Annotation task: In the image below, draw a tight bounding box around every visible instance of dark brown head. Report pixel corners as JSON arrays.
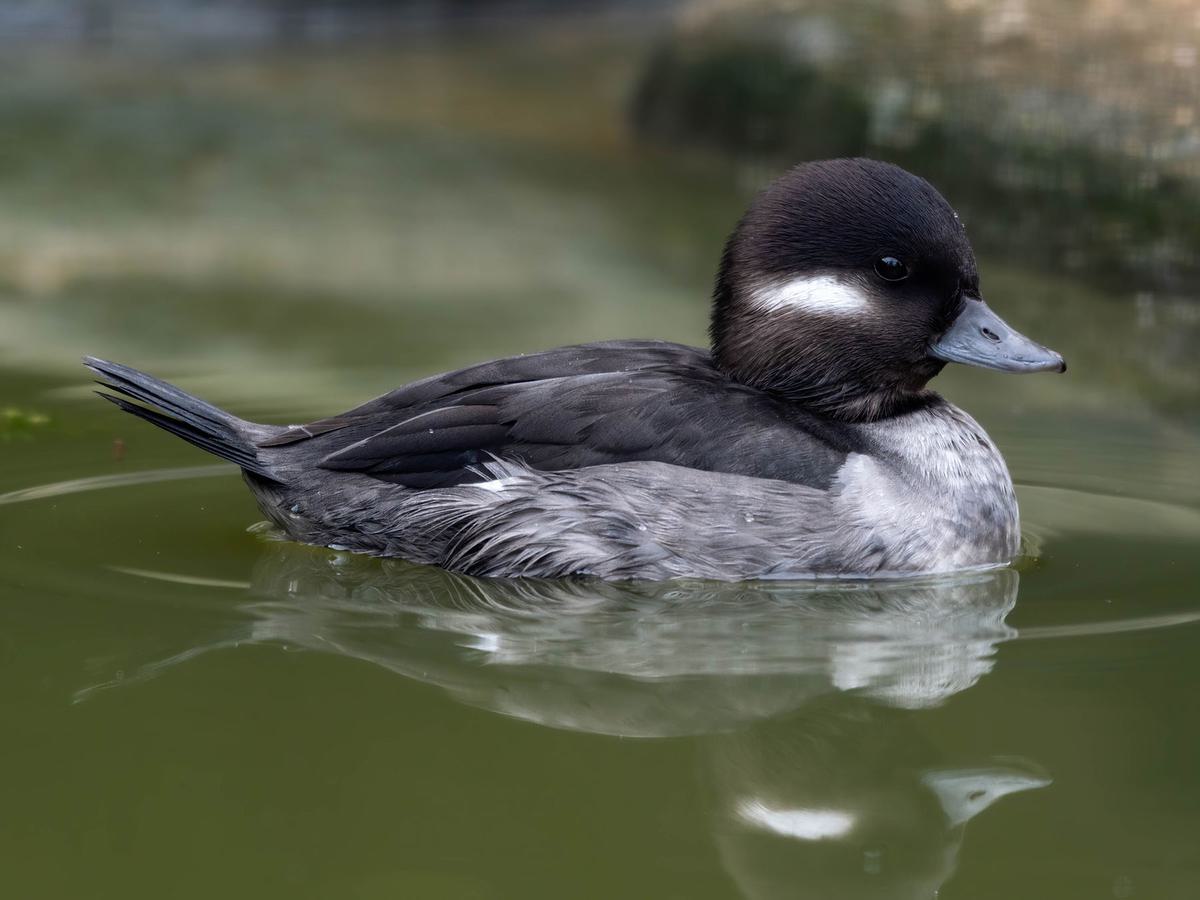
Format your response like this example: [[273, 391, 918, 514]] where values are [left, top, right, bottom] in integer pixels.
[[710, 159, 1063, 421]]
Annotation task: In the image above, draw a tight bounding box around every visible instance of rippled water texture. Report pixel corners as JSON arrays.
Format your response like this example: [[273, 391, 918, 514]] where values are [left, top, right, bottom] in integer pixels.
[[2, 7, 1200, 899]]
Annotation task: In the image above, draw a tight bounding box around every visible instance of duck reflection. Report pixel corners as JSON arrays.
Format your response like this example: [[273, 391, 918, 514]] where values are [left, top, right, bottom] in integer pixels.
[[709, 698, 1049, 900], [235, 544, 1020, 735], [92, 542, 1048, 899]]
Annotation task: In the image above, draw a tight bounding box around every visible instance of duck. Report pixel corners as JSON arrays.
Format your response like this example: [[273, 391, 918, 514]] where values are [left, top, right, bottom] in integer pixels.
[[86, 158, 1065, 581]]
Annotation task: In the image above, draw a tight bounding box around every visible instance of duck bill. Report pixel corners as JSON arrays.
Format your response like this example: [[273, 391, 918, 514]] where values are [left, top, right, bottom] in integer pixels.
[[929, 297, 1066, 374]]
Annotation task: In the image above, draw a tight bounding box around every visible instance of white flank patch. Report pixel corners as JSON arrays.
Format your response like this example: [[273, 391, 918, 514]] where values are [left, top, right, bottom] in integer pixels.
[[466, 631, 501, 653], [474, 478, 515, 493], [749, 274, 869, 315], [736, 799, 855, 840]]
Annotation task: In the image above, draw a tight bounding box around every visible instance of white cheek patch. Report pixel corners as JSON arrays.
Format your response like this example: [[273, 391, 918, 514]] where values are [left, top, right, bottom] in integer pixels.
[[748, 274, 870, 315], [736, 799, 856, 840]]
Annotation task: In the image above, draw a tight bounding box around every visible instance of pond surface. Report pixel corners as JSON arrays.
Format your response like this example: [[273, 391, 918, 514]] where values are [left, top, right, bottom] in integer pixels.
[[2, 16, 1200, 900]]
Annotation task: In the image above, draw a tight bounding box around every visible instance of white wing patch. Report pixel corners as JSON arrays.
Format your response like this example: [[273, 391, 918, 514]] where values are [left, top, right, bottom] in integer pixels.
[[749, 274, 869, 315]]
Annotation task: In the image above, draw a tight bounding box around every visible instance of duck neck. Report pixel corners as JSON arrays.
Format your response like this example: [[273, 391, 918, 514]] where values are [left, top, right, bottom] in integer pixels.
[[709, 338, 940, 423]]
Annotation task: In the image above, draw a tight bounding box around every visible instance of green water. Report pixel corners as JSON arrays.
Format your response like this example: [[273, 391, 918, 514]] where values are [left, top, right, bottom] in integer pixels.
[[2, 20, 1200, 900]]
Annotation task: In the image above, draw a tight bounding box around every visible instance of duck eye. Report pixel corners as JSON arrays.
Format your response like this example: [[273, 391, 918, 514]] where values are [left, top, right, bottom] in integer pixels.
[[874, 256, 909, 282]]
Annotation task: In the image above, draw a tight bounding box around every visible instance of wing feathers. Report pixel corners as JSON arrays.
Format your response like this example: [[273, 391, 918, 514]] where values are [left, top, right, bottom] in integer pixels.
[[255, 342, 856, 491]]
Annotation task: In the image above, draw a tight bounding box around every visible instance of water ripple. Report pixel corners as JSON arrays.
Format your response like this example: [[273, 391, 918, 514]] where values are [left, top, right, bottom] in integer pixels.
[[0, 464, 232, 506]]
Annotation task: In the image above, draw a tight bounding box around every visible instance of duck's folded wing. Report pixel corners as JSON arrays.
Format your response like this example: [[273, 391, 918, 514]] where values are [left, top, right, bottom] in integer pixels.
[[259, 340, 862, 490]]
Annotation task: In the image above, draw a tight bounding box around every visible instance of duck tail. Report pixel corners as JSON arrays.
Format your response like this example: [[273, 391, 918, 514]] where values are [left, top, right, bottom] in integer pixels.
[[84, 357, 282, 483]]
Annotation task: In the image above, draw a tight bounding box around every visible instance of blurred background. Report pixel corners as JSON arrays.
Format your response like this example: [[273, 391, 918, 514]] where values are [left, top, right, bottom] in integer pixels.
[[1, 0, 1199, 431]]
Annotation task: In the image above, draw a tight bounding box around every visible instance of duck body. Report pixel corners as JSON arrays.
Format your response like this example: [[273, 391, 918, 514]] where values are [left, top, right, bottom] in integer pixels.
[[87, 159, 1061, 581], [87, 339, 1017, 580]]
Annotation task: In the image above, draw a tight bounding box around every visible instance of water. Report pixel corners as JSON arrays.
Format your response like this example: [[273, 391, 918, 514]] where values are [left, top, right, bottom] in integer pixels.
[[3, 11, 1200, 899]]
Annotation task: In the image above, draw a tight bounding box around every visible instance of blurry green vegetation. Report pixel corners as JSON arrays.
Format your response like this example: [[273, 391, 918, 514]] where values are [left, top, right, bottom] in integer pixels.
[[632, 41, 870, 159], [0, 39, 722, 411], [631, 26, 1200, 296], [0, 20, 1195, 427], [0, 406, 50, 439]]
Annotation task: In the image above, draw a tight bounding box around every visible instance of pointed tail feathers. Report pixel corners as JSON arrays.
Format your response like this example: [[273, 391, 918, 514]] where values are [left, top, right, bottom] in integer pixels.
[[85, 357, 281, 482]]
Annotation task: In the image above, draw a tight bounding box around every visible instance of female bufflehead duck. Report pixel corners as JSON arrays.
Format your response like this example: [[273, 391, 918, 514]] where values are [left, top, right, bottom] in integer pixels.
[[88, 158, 1064, 581]]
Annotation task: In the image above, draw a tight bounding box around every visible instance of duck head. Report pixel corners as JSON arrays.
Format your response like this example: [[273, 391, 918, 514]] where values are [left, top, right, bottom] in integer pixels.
[[711, 158, 1065, 421]]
